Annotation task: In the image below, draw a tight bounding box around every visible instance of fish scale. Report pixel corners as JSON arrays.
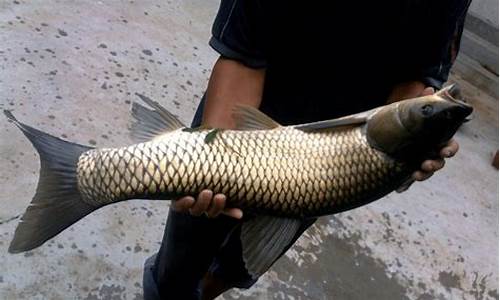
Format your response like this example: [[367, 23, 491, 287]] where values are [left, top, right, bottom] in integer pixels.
[[76, 126, 407, 218]]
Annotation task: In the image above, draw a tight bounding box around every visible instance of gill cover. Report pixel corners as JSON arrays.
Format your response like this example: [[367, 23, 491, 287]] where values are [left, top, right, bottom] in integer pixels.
[[366, 85, 473, 160]]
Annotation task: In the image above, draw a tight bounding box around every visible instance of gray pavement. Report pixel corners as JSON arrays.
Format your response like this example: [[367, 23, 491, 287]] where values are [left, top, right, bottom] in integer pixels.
[[0, 1, 498, 299]]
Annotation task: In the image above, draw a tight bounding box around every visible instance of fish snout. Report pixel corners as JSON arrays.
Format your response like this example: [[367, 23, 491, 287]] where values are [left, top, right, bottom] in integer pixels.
[[445, 102, 473, 123]]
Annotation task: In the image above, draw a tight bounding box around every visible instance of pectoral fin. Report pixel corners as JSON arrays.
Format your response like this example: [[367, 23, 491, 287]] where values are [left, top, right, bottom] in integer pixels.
[[396, 177, 415, 193], [240, 216, 302, 278]]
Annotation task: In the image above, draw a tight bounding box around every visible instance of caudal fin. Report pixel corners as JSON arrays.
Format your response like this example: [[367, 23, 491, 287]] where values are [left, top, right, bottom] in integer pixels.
[[4, 110, 97, 253]]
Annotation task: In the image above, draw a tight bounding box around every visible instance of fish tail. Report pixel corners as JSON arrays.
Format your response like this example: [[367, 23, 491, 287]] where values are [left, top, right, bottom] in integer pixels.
[[4, 110, 97, 253]]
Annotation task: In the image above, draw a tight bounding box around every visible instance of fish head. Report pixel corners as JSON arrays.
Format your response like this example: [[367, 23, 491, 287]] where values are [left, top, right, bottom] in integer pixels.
[[366, 85, 473, 160]]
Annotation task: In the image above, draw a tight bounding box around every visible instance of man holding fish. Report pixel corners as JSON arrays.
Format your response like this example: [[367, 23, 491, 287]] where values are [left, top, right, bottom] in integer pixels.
[[143, 1, 472, 299]]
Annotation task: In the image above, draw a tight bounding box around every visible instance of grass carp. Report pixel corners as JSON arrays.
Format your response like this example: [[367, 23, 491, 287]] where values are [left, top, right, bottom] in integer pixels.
[[4, 85, 472, 276]]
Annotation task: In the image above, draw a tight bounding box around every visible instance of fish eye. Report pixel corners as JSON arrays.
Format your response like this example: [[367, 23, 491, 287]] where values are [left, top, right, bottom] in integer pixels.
[[421, 104, 433, 116]]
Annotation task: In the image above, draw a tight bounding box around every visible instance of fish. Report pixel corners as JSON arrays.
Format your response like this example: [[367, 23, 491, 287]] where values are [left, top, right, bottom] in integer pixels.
[[4, 85, 472, 277]]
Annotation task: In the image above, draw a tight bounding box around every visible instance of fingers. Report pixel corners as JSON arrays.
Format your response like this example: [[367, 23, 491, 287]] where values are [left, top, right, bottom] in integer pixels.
[[421, 159, 445, 173], [440, 139, 459, 158], [413, 170, 433, 182], [413, 158, 445, 181], [413, 139, 459, 182], [173, 190, 243, 219], [172, 196, 195, 212], [206, 193, 226, 218], [189, 190, 213, 216]]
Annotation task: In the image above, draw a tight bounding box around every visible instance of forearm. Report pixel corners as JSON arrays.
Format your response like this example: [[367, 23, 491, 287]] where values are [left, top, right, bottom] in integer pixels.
[[386, 81, 427, 103], [202, 57, 266, 129], [173, 57, 265, 219]]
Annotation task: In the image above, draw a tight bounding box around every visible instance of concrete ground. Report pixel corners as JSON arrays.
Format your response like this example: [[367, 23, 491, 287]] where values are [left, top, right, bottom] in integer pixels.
[[0, 1, 498, 299]]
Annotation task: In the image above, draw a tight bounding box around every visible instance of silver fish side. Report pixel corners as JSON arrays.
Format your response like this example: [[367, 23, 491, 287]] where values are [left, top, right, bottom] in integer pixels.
[[76, 126, 410, 218]]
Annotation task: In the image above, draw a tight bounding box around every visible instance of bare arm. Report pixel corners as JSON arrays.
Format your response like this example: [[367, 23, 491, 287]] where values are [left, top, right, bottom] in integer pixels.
[[202, 57, 266, 128], [173, 57, 266, 218]]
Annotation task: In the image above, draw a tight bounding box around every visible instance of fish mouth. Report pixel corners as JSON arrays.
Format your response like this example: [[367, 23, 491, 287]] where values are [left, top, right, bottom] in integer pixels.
[[438, 84, 474, 122], [452, 96, 473, 123], [451, 104, 473, 122]]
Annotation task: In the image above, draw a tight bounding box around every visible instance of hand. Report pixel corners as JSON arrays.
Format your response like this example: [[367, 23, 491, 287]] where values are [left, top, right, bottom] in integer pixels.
[[413, 139, 459, 181], [173, 190, 243, 219], [410, 86, 459, 182]]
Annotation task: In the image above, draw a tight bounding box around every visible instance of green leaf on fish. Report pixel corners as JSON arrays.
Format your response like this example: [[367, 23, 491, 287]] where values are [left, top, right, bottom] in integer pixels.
[[182, 125, 211, 133], [204, 128, 222, 144]]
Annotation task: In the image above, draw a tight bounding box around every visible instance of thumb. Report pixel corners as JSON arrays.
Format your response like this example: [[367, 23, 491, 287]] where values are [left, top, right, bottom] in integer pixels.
[[420, 87, 435, 96], [222, 208, 243, 219]]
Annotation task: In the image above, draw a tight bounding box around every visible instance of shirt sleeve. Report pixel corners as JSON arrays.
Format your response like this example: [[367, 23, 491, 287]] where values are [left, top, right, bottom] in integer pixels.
[[210, 0, 267, 69], [418, 0, 472, 89]]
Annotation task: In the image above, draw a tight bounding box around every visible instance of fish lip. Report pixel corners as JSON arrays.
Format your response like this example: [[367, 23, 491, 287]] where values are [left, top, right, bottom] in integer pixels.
[[452, 100, 473, 120], [449, 106, 473, 125], [453, 99, 473, 115], [438, 84, 474, 113], [461, 104, 473, 117], [441, 103, 473, 123], [436, 85, 473, 122]]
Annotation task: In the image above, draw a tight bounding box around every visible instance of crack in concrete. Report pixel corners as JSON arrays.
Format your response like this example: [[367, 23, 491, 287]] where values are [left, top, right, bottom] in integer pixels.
[[0, 214, 21, 225]]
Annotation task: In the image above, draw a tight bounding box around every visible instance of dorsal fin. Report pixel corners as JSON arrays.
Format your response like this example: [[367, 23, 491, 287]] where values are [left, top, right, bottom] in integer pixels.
[[294, 108, 378, 132], [232, 106, 281, 130], [130, 93, 185, 142]]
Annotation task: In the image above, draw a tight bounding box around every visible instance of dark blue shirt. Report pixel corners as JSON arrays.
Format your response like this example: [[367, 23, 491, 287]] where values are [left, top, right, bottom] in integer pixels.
[[210, 0, 471, 124]]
